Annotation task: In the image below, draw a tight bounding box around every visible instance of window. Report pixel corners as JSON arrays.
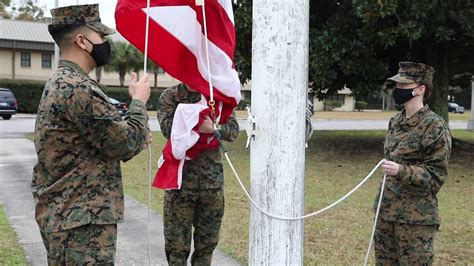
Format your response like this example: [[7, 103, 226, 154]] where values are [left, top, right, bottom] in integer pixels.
[[326, 94, 345, 105], [20, 52, 31, 67], [42, 53, 52, 69]]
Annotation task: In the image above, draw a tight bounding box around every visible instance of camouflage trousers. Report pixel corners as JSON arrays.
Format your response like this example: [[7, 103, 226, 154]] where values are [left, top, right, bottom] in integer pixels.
[[163, 188, 224, 266], [374, 218, 438, 265], [40, 224, 117, 266]]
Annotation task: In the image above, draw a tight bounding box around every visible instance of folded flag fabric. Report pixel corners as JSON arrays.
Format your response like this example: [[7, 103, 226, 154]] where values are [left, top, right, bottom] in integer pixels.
[[115, 0, 241, 189]]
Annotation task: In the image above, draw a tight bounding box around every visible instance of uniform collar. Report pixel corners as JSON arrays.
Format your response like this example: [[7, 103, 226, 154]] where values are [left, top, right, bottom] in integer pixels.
[[58, 60, 89, 77], [397, 105, 429, 127], [177, 83, 201, 102]]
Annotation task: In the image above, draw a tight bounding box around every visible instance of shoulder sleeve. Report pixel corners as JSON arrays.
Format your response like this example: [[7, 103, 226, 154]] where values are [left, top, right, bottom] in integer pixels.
[[219, 111, 239, 142], [156, 87, 177, 139], [66, 82, 149, 160]]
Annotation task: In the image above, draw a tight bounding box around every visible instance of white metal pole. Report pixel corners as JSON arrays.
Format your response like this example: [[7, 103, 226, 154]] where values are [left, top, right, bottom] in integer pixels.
[[54, 0, 59, 69], [467, 76, 474, 130], [249, 0, 309, 264]]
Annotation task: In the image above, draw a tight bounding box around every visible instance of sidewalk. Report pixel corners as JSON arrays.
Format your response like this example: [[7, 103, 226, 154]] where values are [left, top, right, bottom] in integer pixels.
[[0, 136, 240, 266]]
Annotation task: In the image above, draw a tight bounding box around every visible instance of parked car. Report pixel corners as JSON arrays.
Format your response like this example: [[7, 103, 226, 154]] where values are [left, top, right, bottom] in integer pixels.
[[110, 97, 128, 116], [448, 102, 465, 114], [0, 88, 18, 120]]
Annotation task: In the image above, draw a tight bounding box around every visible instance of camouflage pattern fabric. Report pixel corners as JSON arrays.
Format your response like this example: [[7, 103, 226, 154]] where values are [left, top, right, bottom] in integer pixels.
[[376, 105, 452, 225], [157, 83, 239, 189], [48, 4, 114, 35], [163, 189, 224, 265], [373, 105, 451, 265], [157, 83, 239, 265], [40, 224, 116, 265], [32, 60, 149, 234], [387, 61, 435, 89], [374, 218, 437, 265]]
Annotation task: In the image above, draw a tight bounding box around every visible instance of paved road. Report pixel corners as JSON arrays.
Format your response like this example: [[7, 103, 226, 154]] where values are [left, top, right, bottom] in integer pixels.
[[0, 133, 240, 265], [0, 115, 469, 133]]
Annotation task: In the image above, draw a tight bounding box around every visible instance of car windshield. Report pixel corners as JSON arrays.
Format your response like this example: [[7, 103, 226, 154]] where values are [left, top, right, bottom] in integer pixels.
[[109, 98, 119, 104], [0, 91, 14, 98], [449, 102, 459, 107]]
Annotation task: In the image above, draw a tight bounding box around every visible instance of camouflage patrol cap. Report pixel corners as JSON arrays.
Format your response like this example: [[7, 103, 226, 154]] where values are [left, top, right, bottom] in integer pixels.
[[48, 4, 114, 35], [387, 61, 435, 85]]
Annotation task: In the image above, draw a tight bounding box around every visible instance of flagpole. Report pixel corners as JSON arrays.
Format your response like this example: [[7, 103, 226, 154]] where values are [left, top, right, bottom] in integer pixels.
[[143, 0, 152, 264], [249, 0, 309, 264]]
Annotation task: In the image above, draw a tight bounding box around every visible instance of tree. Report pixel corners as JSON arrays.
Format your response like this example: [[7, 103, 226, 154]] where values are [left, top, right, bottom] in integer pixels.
[[234, 0, 474, 121], [105, 40, 143, 86], [351, 0, 474, 121], [2, 0, 46, 21], [147, 60, 163, 90]]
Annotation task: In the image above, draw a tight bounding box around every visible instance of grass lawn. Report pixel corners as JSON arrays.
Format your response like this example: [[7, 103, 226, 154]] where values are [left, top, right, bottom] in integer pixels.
[[121, 129, 474, 265], [0, 205, 27, 265]]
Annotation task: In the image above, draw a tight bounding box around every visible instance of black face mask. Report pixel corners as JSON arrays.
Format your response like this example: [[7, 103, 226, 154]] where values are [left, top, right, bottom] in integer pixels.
[[392, 87, 417, 105], [83, 36, 111, 67]]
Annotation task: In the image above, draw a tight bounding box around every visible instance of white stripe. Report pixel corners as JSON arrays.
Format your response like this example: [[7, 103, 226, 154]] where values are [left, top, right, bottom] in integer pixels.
[[170, 97, 209, 159], [144, 6, 241, 102]]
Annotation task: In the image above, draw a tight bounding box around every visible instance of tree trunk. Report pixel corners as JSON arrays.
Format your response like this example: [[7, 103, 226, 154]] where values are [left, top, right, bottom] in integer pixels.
[[426, 44, 449, 122], [95, 67, 102, 83], [119, 71, 125, 87], [154, 72, 158, 89]]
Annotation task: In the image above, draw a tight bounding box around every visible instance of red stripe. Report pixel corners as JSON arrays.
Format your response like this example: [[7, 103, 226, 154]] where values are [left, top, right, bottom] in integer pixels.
[[116, 0, 235, 62], [116, 2, 237, 107]]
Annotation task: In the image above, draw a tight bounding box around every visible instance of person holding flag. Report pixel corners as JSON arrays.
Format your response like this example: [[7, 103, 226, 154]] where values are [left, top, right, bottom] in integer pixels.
[[157, 83, 239, 264], [115, 0, 241, 264]]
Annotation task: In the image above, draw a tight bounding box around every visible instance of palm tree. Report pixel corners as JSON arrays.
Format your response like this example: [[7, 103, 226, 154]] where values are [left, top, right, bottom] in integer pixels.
[[105, 40, 143, 86]]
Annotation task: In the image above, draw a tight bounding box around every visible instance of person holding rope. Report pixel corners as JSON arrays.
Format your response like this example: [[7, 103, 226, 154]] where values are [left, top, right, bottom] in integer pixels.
[[376, 61, 452, 265], [32, 4, 151, 265], [157, 83, 239, 265]]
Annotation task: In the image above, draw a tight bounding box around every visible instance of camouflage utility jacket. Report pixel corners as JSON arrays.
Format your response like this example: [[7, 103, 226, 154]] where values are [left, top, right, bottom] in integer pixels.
[[157, 84, 239, 189], [378, 105, 452, 225], [32, 60, 149, 233]]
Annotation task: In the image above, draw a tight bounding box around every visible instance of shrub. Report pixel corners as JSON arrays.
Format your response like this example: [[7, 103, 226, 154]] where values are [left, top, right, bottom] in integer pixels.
[[237, 99, 251, 110], [355, 101, 368, 112], [323, 100, 342, 111], [0, 80, 162, 113], [0, 79, 45, 113], [105, 86, 162, 111]]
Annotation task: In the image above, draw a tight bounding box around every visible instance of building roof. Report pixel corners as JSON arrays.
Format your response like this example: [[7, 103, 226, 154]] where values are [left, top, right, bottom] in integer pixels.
[[0, 19, 126, 44], [0, 19, 53, 43]]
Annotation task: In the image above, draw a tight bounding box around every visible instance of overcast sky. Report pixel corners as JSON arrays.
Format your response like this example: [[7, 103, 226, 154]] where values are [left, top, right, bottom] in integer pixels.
[[14, 0, 119, 28]]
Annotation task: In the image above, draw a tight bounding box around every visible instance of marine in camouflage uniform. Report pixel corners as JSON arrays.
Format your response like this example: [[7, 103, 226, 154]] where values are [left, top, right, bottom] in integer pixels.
[[157, 83, 239, 265], [374, 62, 452, 265], [32, 4, 150, 265]]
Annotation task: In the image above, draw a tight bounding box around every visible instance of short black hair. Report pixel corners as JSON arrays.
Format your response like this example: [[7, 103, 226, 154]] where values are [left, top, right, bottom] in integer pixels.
[[48, 25, 89, 49]]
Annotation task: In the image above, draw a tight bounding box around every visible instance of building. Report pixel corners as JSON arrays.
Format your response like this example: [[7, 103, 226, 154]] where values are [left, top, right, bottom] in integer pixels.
[[0, 19, 179, 87], [312, 87, 356, 111]]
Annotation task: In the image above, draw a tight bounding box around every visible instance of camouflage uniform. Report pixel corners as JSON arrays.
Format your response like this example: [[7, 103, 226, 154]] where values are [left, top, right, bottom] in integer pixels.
[[374, 62, 452, 265], [32, 4, 149, 265], [157, 84, 239, 265]]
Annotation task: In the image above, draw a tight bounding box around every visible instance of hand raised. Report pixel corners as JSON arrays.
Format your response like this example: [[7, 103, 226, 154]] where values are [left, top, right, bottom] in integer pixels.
[[129, 72, 150, 104]]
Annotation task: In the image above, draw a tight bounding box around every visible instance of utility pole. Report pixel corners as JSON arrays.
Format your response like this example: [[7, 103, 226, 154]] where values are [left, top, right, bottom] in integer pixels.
[[468, 76, 474, 131], [54, 0, 59, 69], [249, 0, 309, 265]]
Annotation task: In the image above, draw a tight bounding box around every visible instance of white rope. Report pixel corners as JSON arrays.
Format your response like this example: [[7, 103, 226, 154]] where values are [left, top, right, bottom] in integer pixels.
[[225, 155, 385, 220], [142, 0, 152, 264], [224, 153, 386, 262], [364, 172, 386, 266], [200, 0, 215, 103]]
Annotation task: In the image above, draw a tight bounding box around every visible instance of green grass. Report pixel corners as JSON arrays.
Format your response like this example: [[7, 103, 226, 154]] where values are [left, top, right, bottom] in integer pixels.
[[122, 130, 474, 265], [0, 205, 27, 265]]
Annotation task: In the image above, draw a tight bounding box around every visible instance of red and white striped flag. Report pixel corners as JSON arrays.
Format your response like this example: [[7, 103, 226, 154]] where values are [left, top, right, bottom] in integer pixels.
[[115, 0, 241, 189]]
